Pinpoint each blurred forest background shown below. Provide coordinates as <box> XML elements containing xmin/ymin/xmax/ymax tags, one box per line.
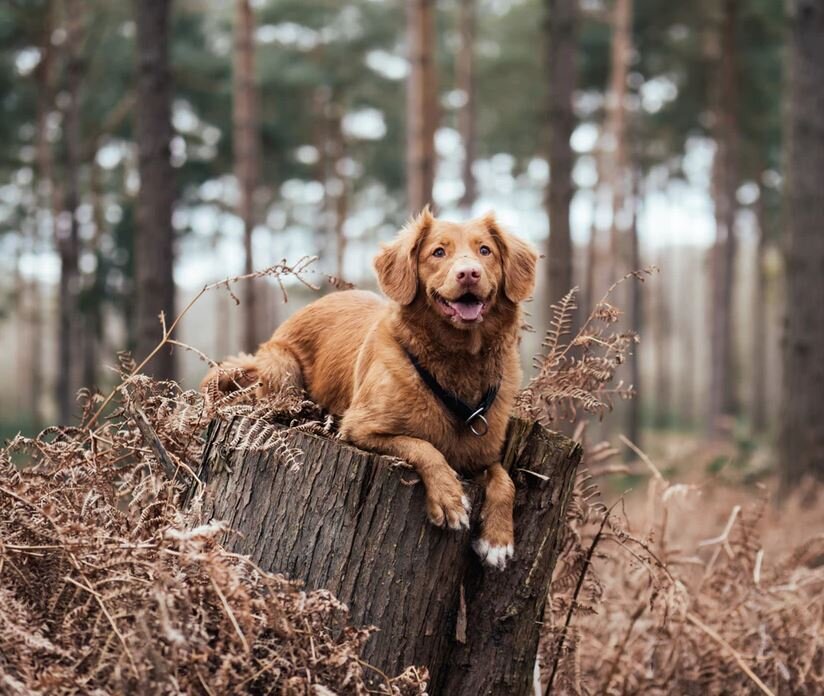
<box><xmin>0</xmin><ymin>0</ymin><xmax>821</xmax><ymax>490</ymax></box>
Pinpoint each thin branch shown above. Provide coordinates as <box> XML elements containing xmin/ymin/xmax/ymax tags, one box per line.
<box><xmin>685</xmin><ymin>611</ymin><xmax>775</xmax><ymax>696</ymax></box>
<box><xmin>546</xmin><ymin>499</ymin><xmax>619</xmax><ymax>693</ymax></box>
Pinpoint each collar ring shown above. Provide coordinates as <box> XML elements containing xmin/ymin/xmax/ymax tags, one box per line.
<box><xmin>466</xmin><ymin>410</ymin><xmax>489</xmax><ymax>437</ymax></box>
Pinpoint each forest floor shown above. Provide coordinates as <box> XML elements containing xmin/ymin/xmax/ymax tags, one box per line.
<box><xmin>543</xmin><ymin>431</ymin><xmax>824</xmax><ymax>694</ymax></box>
<box><xmin>2</xmin><ymin>383</ymin><xmax>821</xmax><ymax>694</ymax></box>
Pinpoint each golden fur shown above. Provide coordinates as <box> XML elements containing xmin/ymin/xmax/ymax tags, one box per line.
<box><xmin>204</xmin><ymin>208</ymin><xmax>538</xmax><ymax>568</ymax></box>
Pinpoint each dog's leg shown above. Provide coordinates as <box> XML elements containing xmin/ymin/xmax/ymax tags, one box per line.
<box><xmin>342</xmin><ymin>427</ymin><xmax>470</xmax><ymax>530</ymax></box>
<box><xmin>473</xmin><ymin>462</ymin><xmax>515</xmax><ymax>569</ymax></box>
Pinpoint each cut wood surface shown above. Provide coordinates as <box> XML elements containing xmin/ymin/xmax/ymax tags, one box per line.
<box><xmin>197</xmin><ymin>418</ymin><xmax>581</xmax><ymax>695</ymax></box>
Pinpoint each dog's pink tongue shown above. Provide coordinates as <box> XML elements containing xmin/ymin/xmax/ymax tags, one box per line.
<box><xmin>452</xmin><ymin>300</ymin><xmax>483</xmax><ymax>321</ymax></box>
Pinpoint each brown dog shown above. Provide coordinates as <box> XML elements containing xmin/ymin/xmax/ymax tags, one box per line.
<box><xmin>205</xmin><ymin>208</ymin><xmax>537</xmax><ymax>568</ymax></box>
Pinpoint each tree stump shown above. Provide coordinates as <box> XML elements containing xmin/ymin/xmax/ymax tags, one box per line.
<box><xmin>197</xmin><ymin>418</ymin><xmax>581</xmax><ymax>695</ymax></box>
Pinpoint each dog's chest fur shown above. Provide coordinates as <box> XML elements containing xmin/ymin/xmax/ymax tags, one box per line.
<box><xmin>379</xmin><ymin>316</ymin><xmax>521</xmax><ymax>474</ymax></box>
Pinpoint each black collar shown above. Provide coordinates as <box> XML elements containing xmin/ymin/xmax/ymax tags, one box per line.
<box><xmin>405</xmin><ymin>349</ymin><xmax>499</xmax><ymax>436</ymax></box>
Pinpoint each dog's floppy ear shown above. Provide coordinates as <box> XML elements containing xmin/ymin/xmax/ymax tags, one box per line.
<box><xmin>374</xmin><ymin>206</ymin><xmax>433</xmax><ymax>304</ymax></box>
<box><xmin>483</xmin><ymin>212</ymin><xmax>538</xmax><ymax>303</ymax></box>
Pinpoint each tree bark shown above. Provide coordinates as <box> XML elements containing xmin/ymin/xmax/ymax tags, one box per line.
<box><xmin>750</xmin><ymin>180</ymin><xmax>768</xmax><ymax>432</ymax></box>
<box><xmin>133</xmin><ymin>0</ymin><xmax>176</xmax><ymax>380</ymax></box>
<box><xmin>55</xmin><ymin>0</ymin><xmax>84</xmax><ymax>423</ymax></box>
<box><xmin>406</xmin><ymin>0</ymin><xmax>438</xmax><ymax>214</ymax></box>
<box><xmin>708</xmin><ymin>0</ymin><xmax>739</xmax><ymax>435</ymax></box>
<box><xmin>603</xmin><ymin>0</ymin><xmax>633</xmax><ymax>279</ymax></box>
<box><xmin>626</xmin><ymin>171</ymin><xmax>642</xmax><ymax>450</ymax></box>
<box><xmin>652</xmin><ymin>249</ymin><xmax>671</xmax><ymax>428</ymax></box>
<box><xmin>544</xmin><ymin>0</ymin><xmax>578</xmax><ymax>311</ymax></box>
<box><xmin>234</xmin><ymin>0</ymin><xmax>261</xmax><ymax>353</ymax></box>
<box><xmin>32</xmin><ymin>3</ymin><xmax>56</xmax><ymax>429</ymax></box>
<box><xmin>457</xmin><ymin>0</ymin><xmax>477</xmax><ymax>209</ymax></box>
<box><xmin>780</xmin><ymin>0</ymin><xmax>824</xmax><ymax>489</ymax></box>
<box><xmin>197</xmin><ymin>418</ymin><xmax>581</xmax><ymax>695</ymax></box>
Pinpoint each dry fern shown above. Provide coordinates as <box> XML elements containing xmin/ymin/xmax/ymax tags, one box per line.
<box><xmin>540</xmin><ymin>441</ymin><xmax>824</xmax><ymax>695</ymax></box>
<box><xmin>516</xmin><ymin>270</ymin><xmax>654</xmax><ymax>426</ymax></box>
<box><xmin>0</xmin><ymin>375</ymin><xmax>425</xmax><ymax>695</ymax></box>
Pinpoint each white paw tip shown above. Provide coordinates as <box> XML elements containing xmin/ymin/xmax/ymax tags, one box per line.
<box><xmin>461</xmin><ymin>495</ymin><xmax>471</xmax><ymax>514</ymax></box>
<box><xmin>473</xmin><ymin>539</ymin><xmax>514</xmax><ymax>569</ymax></box>
<box><xmin>448</xmin><ymin>511</ymin><xmax>471</xmax><ymax>531</ymax></box>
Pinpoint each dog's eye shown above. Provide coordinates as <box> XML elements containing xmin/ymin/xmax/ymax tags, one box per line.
<box><xmin>479</xmin><ymin>245</ymin><xmax>492</xmax><ymax>256</ymax></box>
<box><xmin>432</xmin><ymin>247</ymin><xmax>446</xmax><ymax>258</ymax></box>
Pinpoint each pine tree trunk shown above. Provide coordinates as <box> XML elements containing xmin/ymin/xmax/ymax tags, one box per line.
<box><xmin>652</xmin><ymin>250</ymin><xmax>671</xmax><ymax>428</ymax></box>
<box><xmin>457</xmin><ymin>0</ymin><xmax>477</xmax><ymax>209</ymax></box>
<box><xmin>406</xmin><ymin>0</ymin><xmax>438</xmax><ymax>213</ymax></box>
<box><xmin>708</xmin><ymin>0</ymin><xmax>739</xmax><ymax>436</ymax></box>
<box><xmin>750</xmin><ymin>181</ymin><xmax>768</xmax><ymax>432</ymax></box>
<box><xmin>326</xmin><ymin>99</ymin><xmax>348</xmax><ymax>282</ymax></box>
<box><xmin>627</xmin><ymin>172</ymin><xmax>642</xmax><ymax>450</ymax></box>
<box><xmin>197</xmin><ymin>419</ymin><xmax>581</xmax><ymax>695</ymax></box>
<box><xmin>544</xmin><ymin>0</ymin><xmax>577</xmax><ymax>310</ymax></box>
<box><xmin>133</xmin><ymin>0</ymin><xmax>176</xmax><ymax>380</ymax></box>
<box><xmin>234</xmin><ymin>0</ymin><xmax>260</xmax><ymax>353</ymax></box>
<box><xmin>55</xmin><ymin>0</ymin><xmax>84</xmax><ymax>423</ymax></box>
<box><xmin>32</xmin><ymin>5</ymin><xmax>55</xmax><ymax>429</ymax></box>
<box><xmin>780</xmin><ymin>0</ymin><xmax>824</xmax><ymax>489</ymax></box>
<box><xmin>604</xmin><ymin>0</ymin><xmax>632</xmax><ymax>278</ymax></box>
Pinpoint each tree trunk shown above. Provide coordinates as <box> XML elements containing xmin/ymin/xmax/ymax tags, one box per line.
<box><xmin>652</xmin><ymin>250</ymin><xmax>671</xmax><ymax>428</ymax></box>
<box><xmin>457</xmin><ymin>0</ymin><xmax>477</xmax><ymax>209</ymax></box>
<box><xmin>326</xmin><ymin>99</ymin><xmax>349</xmax><ymax>282</ymax></box>
<box><xmin>406</xmin><ymin>0</ymin><xmax>438</xmax><ymax>213</ymax></box>
<box><xmin>55</xmin><ymin>0</ymin><xmax>84</xmax><ymax>423</ymax></box>
<box><xmin>197</xmin><ymin>418</ymin><xmax>581</xmax><ymax>695</ymax></box>
<box><xmin>133</xmin><ymin>0</ymin><xmax>176</xmax><ymax>380</ymax></box>
<box><xmin>626</xmin><ymin>171</ymin><xmax>642</xmax><ymax>450</ymax></box>
<box><xmin>750</xmin><ymin>180</ymin><xmax>768</xmax><ymax>432</ymax></box>
<box><xmin>234</xmin><ymin>0</ymin><xmax>260</xmax><ymax>353</ymax></box>
<box><xmin>32</xmin><ymin>4</ymin><xmax>56</xmax><ymax>429</ymax></box>
<box><xmin>604</xmin><ymin>0</ymin><xmax>633</xmax><ymax>279</ymax></box>
<box><xmin>708</xmin><ymin>0</ymin><xmax>739</xmax><ymax>436</ymax></box>
<box><xmin>544</xmin><ymin>0</ymin><xmax>578</xmax><ymax>311</ymax></box>
<box><xmin>780</xmin><ymin>0</ymin><xmax>824</xmax><ymax>489</ymax></box>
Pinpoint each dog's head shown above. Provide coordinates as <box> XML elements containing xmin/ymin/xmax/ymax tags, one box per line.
<box><xmin>374</xmin><ymin>207</ymin><xmax>538</xmax><ymax>329</ymax></box>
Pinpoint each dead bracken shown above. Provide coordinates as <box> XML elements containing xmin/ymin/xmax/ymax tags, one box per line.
<box><xmin>0</xmin><ymin>374</ymin><xmax>426</xmax><ymax>695</ymax></box>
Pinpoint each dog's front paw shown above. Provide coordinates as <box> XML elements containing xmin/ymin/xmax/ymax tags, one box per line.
<box><xmin>473</xmin><ymin>536</ymin><xmax>514</xmax><ymax>569</ymax></box>
<box><xmin>425</xmin><ymin>475</ymin><xmax>470</xmax><ymax>531</ymax></box>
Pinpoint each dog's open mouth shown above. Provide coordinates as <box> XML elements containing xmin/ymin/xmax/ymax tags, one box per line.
<box><xmin>436</xmin><ymin>292</ymin><xmax>486</xmax><ymax>322</ymax></box>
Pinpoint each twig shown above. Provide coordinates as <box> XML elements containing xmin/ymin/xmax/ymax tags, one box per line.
<box><xmin>546</xmin><ymin>499</ymin><xmax>619</xmax><ymax>693</ymax></box>
<box><xmin>210</xmin><ymin>576</ymin><xmax>249</xmax><ymax>652</ymax></box>
<box><xmin>65</xmin><ymin>575</ymin><xmax>141</xmax><ymax>680</ymax></box>
<box><xmin>619</xmin><ymin>434</ymin><xmax>664</xmax><ymax>481</ymax></box>
<box><xmin>601</xmin><ymin>601</ymin><xmax>646</xmax><ymax>692</ymax></box>
<box><xmin>356</xmin><ymin>657</ymin><xmax>394</xmax><ymax>694</ymax></box>
<box><xmin>685</xmin><ymin>611</ymin><xmax>775</xmax><ymax>696</ymax></box>
<box><xmin>126</xmin><ymin>395</ymin><xmax>178</xmax><ymax>481</ymax></box>
<box><xmin>86</xmin><ymin>259</ymin><xmax>317</xmax><ymax>429</ymax></box>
